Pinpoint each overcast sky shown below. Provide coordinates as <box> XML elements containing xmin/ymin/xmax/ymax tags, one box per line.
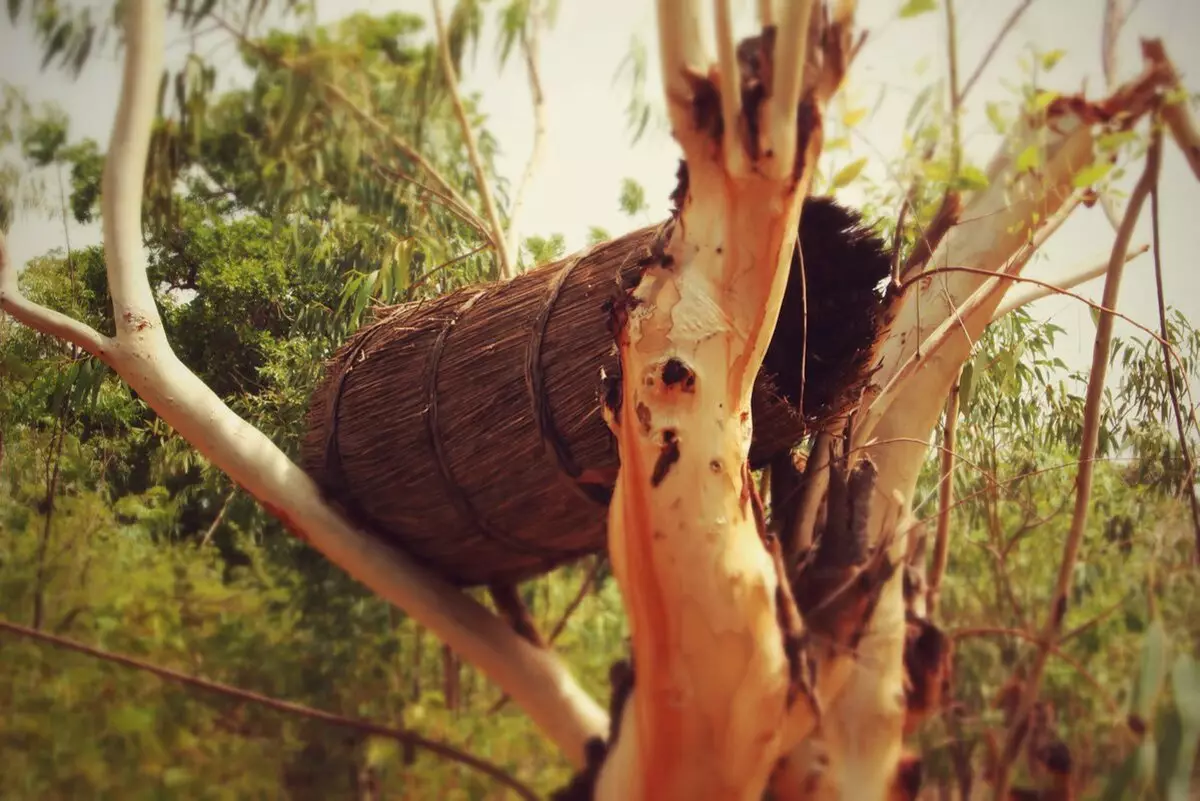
<box><xmin>2</xmin><ymin>0</ymin><xmax>1198</xmax><ymax>379</ymax></box>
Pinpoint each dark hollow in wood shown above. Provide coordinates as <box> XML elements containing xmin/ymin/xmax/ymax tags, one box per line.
<box><xmin>300</xmin><ymin>197</ymin><xmax>891</xmax><ymax>586</ymax></box>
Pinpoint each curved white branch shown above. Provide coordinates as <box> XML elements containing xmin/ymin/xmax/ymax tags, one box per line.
<box><xmin>3</xmin><ymin>0</ymin><xmax>608</xmax><ymax>767</ymax></box>
<box><xmin>656</xmin><ymin>0</ymin><xmax>709</xmax><ymax>149</ymax></box>
<box><xmin>713</xmin><ymin>0</ymin><xmax>745</xmax><ymax>176</ymax></box>
<box><xmin>990</xmin><ymin>244</ymin><xmax>1148</xmax><ymax>322</ymax></box>
<box><xmin>0</xmin><ymin>240</ymin><xmax>114</xmax><ymax>358</ymax></box>
<box><xmin>767</xmin><ymin>0</ymin><xmax>817</xmax><ymax>179</ymax></box>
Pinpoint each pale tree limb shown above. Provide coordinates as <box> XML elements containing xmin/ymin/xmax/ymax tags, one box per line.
<box><xmin>0</xmin><ymin>0</ymin><xmax>606</xmax><ymax>768</ymax></box>
<box><xmin>991</xmin><ymin>125</ymin><xmax>1163</xmax><ymax>801</ymax></box>
<box><xmin>989</xmin><ymin>245</ymin><xmax>1148</xmax><ymax>321</ymax></box>
<box><xmin>957</xmin><ymin>0</ymin><xmax>1038</xmax><ymax>105</ymax></box>
<box><xmin>1148</xmin><ymin>137</ymin><xmax>1200</xmax><ymax>560</ymax></box>
<box><xmin>1098</xmin><ymin>0</ymin><xmax>1129</xmax><ymax>230</ymax></box>
<box><xmin>0</xmin><ymin>618</ymin><xmax>539</xmax><ymax>800</ymax></box>
<box><xmin>504</xmin><ymin>2</ymin><xmax>549</xmax><ymax>267</ymax></box>
<box><xmin>804</xmin><ymin>55</ymin><xmax>1172</xmax><ymax>801</ymax></box>
<box><xmin>1142</xmin><ymin>39</ymin><xmax>1200</xmax><ymax>182</ymax></box>
<box><xmin>1102</xmin><ymin>0</ymin><xmax>1129</xmax><ymax>91</ymax></box>
<box><xmin>431</xmin><ymin>0</ymin><xmax>516</xmax><ymax>279</ymax></box>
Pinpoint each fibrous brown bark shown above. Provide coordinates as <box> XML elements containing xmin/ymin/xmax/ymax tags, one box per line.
<box><xmin>302</xmin><ymin>196</ymin><xmax>891</xmax><ymax>587</ymax></box>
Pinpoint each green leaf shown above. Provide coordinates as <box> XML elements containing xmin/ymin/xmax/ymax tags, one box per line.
<box><xmin>1032</xmin><ymin>89</ymin><xmax>1059</xmax><ymax>111</ymax></box>
<box><xmin>957</xmin><ymin>360</ymin><xmax>975</xmax><ymax>414</ymax></box>
<box><xmin>899</xmin><ymin>0</ymin><xmax>937</xmax><ymax>18</ymax></box>
<box><xmin>111</xmin><ymin>704</ymin><xmax>156</xmax><ymax>735</ymax></box>
<box><xmin>1016</xmin><ymin>144</ymin><xmax>1042</xmax><ymax>172</ymax></box>
<box><xmin>1164</xmin><ymin>656</ymin><xmax>1200</xmax><ymax>801</ymax></box>
<box><xmin>1131</xmin><ymin>619</ymin><xmax>1166</xmax><ymax>721</ymax></box>
<box><xmin>830</xmin><ymin>157</ymin><xmax>868</xmax><ymax>189</ymax></box>
<box><xmin>6</xmin><ymin>0</ymin><xmax>19</xmax><ymax>24</ymax></box>
<box><xmin>985</xmin><ymin>102</ymin><xmax>1007</xmax><ymax>134</ymax></box>
<box><xmin>1040</xmin><ymin>49</ymin><xmax>1066</xmax><ymax>71</ymax></box>
<box><xmin>1072</xmin><ymin>160</ymin><xmax>1113</xmax><ymax>188</ymax></box>
<box><xmin>954</xmin><ymin>164</ymin><xmax>989</xmax><ymax>191</ymax></box>
<box><xmin>618</xmin><ymin>178</ymin><xmax>648</xmax><ymax>217</ymax></box>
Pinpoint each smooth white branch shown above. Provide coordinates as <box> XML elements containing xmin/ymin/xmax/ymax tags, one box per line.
<box><xmin>0</xmin><ymin>0</ymin><xmax>607</xmax><ymax>768</ymax></box>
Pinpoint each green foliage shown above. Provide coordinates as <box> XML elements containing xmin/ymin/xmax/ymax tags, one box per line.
<box><xmin>617</xmin><ymin>177</ymin><xmax>648</xmax><ymax>218</ymax></box>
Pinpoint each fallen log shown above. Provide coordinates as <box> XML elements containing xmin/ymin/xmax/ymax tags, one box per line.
<box><xmin>301</xmin><ymin>195</ymin><xmax>892</xmax><ymax>586</ymax></box>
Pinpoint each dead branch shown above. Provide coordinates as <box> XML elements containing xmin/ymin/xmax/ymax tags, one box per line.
<box><xmin>432</xmin><ymin>0</ymin><xmax>516</xmax><ymax>279</ymax></box>
<box><xmin>990</xmin><ymin>245</ymin><xmax>1148</xmax><ymax>321</ymax></box>
<box><xmin>1142</xmin><ymin>39</ymin><xmax>1200</xmax><ymax>181</ymax></box>
<box><xmin>990</xmin><ymin>125</ymin><xmax>1163</xmax><ymax>801</ymax></box>
<box><xmin>926</xmin><ymin>380</ymin><xmax>960</xmax><ymax>618</ymax></box>
<box><xmin>1149</xmin><ymin>145</ymin><xmax>1200</xmax><ymax>559</ymax></box>
<box><xmin>505</xmin><ymin>2</ymin><xmax>549</xmax><ymax>266</ymax></box>
<box><xmin>958</xmin><ymin>0</ymin><xmax>1039</xmax><ymax>105</ymax></box>
<box><xmin>0</xmin><ymin>618</ymin><xmax>538</xmax><ymax>800</ymax></box>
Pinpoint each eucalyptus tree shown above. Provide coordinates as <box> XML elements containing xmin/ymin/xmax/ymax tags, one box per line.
<box><xmin>3</xmin><ymin>0</ymin><xmax>1199</xmax><ymax>799</ymax></box>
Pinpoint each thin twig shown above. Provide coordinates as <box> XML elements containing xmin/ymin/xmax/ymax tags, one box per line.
<box><xmin>1142</xmin><ymin>39</ymin><xmax>1200</xmax><ymax>182</ymax></box>
<box><xmin>950</xmin><ymin>627</ymin><xmax>1119</xmax><ymax>714</ymax></box>
<box><xmin>1148</xmin><ymin>137</ymin><xmax>1200</xmax><ymax>561</ymax></box>
<box><xmin>1102</xmin><ymin>0</ymin><xmax>1128</xmax><ymax>92</ymax></box>
<box><xmin>0</xmin><ymin>618</ymin><xmax>538</xmax><ymax>800</ymax></box>
<box><xmin>901</xmin><ymin>265</ymin><xmax>1176</xmax><ymax>352</ymax></box>
<box><xmin>927</xmin><ymin>380</ymin><xmax>960</xmax><ymax>618</ymax></box>
<box><xmin>990</xmin><ymin>245</ymin><xmax>1149</xmax><ymax>321</ymax></box>
<box><xmin>405</xmin><ymin>243</ymin><xmax>491</xmax><ymax>295</ymax></box>
<box><xmin>200</xmin><ymin>488</ymin><xmax>236</xmax><ymax>547</ymax></box>
<box><xmin>957</xmin><ymin>0</ymin><xmax>1038</xmax><ymax>105</ymax></box>
<box><xmin>505</xmin><ymin>3</ymin><xmax>549</xmax><ymax>265</ymax></box>
<box><xmin>431</xmin><ymin>0</ymin><xmax>515</xmax><ymax>279</ymax></box>
<box><xmin>210</xmin><ymin>14</ymin><xmax>493</xmax><ymax>240</ymax></box>
<box><xmin>991</xmin><ymin>126</ymin><xmax>1163</xmax><ymax>801</ymax></box>
<box><xmin>488</xmin><ymin>558</ymin><xmax>606</xmax><ymax>715</ymax></box>
<box><xmin>944</xmin><ymin>0</ymin><xmax>962</xmax><ymax>179</ymax></box>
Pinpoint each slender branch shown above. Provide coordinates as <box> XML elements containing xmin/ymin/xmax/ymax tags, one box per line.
<box><xmin>713</xmin><ymin>0</ymin><xmax>745</xmax><ymax>176</ymax></box>
<box><xmin>656</xmin><ymin>0</ymin><xmax>709</xmax><ymax>153</ymax></box>
<box><xmin>488</xmin><ymin>558</ymin><xmax>607</xmax><ymax>715</ymax></box>
<box><xmin>0</xmin><ymin>618</ymin><xmax>538</xmax><ymax>800</ymax></box>
<box><xmin>1149</xmin><ymin>143</ymin><xmax>1200</xmax><ymax>561</ymax></box>
<box><xmin>200</xmin><ymin>488</ymin><xmax>236</xmax><ymax>547</ymax></box>
<box><xmin>1102</xmin><ymin>0</ymin><xmax>1128</xmax><ymax>91</ymax></box>
<box><xmin>406</xmin><ymin>243</ymin><xmax>491</xmax><ymax>295</ymax></box>
<box><xmin>991</xmin><ymin>126</ymin><xmax>1163</xmax><ymax>801</ymax></box>
<box><xmin>769</xmin><ymin>0</ymin><xmax>818</xmax><ymax>179</ymax></box>
<box><xmin>1142</xmin><ymin>39</ymin><xmax>1200</xmax><ymax>182</ymax></box>
<box><xmin>950</xmin><ymin>627</ymin><xmax>1118</xmax><ymax>713</ymax></box>
<box><xmin>211</xmin><ymin>14</ymin><xmax>493</xmax><ymax>240</ymax></box>
<box><xmin>369</xmin><ymin>156</ymin><xmax>491</xmax><ymax>242</ymax></box>
<box><xmin>957</xmin><ymin>0</ymin><xmax>1038</xmax><ymax>105</ymax></box>
<box><xmin>862</xmin><ymin>192</ymin><xmax>1083</xmax><ymax>442</ymax></box>
<box><xmin>906</xmin><ymin>264</ymin><xmax>1175</xmax><ymax>350</ymax></box>
<box><xmin>505</xmin><ymin>5</ymin><xmax>549</xmax><ymax>265</ymax></box>
<box><xmin>3</xmin><ymin>0</ymin><xmax>609</xmax><ymax>766</ymax></box>
<box><xmin>990</xmin><ymin>245</ymin><xmax>1148</xmax><ymax>321</ymax></box>
<box><xmin>926</xmin><ymin>380</ymin><xmax>960</xmax><ymax>618</ymax></box>
<box><xmin>431</xmin><ymin>0</ymin><xmax>515</xmax><ymax>279</ymax></box>
<box><xmin>944</xmin><ymin>0</ymin><xmax>962</xmax><ymax>179</ymax></box>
